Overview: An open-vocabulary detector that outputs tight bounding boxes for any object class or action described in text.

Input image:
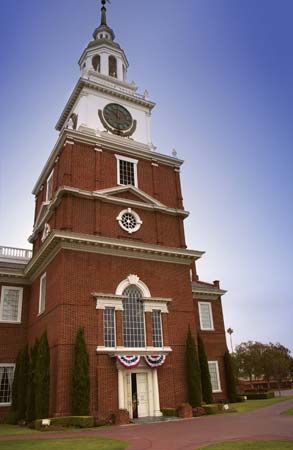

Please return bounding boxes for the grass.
[229,396,293,413]
[199,441,293,449]
[281,408,293,416]
[0,437,128,450]
[0,425,36,436]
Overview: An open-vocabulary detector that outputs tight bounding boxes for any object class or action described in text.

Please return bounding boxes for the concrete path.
[0,399,292,450]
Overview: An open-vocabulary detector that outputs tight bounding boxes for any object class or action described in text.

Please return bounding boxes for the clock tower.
[0,1,228,422]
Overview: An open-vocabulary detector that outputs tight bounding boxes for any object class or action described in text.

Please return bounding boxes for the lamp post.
[227,328,234,353]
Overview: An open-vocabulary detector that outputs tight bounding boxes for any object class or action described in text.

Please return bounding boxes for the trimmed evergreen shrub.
[197,335,213,404]
[224,349,237,403]
[202,404,221,415]
[11,346,29,421]
[71,328,90,415]
[245,391,275,400]
[161,408,177,417]
[35,332,50,419]
[186,327,202,407]
[27,339,39,422]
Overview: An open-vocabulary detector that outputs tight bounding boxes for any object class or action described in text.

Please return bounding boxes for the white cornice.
[192,288,227,298]
[30,185,189,242]
[25,230,204,281]
[55,78,156,132]
[32,129,183,196]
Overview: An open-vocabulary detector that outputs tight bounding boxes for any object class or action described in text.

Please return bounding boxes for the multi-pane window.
[0,365,15,405]
[39,273,46,315]
[104,307,116,348]
[116,155,138,187]
[46,170,54,202]
[123,285,145,348]
[0,287,23,323]
[198,302,214,330]
[208,361,221,392]
[152,310,163,347]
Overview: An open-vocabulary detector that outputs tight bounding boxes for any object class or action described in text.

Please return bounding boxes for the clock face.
[103,103,133,131]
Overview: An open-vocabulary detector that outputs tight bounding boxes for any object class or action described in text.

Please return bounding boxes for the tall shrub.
[35,332,50,419]
[11,346,29,421]
[186,327,202,407]
[197,335,213,404]
[26,339,39,422]
[71,328,90,415]
[224,349,237,403]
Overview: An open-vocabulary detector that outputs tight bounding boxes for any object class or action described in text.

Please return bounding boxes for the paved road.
[0,399,292,450]
[97,399,293,450]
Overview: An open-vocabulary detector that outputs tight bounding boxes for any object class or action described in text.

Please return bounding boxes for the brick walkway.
[0,399,292,450]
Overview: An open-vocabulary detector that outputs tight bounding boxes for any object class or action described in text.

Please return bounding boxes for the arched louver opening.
[122,285,145,348]
[92,55,101,72]
[109,55,117,78]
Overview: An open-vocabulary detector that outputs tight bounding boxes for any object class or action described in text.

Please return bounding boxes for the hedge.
[244,391,275,400]
[34,416,94,430]
[161,408,177,417]
[202,404,222,415]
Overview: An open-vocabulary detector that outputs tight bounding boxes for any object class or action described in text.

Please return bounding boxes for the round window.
[117,208,142,234]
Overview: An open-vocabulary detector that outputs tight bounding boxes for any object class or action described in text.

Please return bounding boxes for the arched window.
[123,285,145,348]
[109,56,117,78]
[92,55,100,72]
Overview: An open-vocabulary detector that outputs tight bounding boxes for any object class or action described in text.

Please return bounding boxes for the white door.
[137,373,149,417]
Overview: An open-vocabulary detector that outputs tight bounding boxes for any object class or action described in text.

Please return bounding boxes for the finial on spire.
[100,0,110,26]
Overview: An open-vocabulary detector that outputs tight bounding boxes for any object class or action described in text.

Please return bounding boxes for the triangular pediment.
[95,185,166,207]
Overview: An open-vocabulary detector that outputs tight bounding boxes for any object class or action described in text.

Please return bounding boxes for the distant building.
[0,2,228,420]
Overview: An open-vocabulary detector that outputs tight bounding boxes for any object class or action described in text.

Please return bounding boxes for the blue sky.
[0,0,292,351]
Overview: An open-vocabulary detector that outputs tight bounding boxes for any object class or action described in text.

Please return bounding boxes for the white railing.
[0,246,32,261]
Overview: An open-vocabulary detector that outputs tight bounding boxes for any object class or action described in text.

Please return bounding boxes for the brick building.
[0,2,228,420]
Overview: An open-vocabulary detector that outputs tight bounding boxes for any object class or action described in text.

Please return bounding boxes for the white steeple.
[79,0,128,82]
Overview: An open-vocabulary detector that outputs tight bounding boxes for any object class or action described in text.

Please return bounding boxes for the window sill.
[200,328,215,332]
[212,390,222,394]
[0,403,12,407]
[0,320,21,325]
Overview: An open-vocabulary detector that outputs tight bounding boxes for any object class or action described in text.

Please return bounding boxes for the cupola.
[79,0,129,82]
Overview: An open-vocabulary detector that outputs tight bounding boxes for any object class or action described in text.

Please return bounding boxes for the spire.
[93,0,115,41]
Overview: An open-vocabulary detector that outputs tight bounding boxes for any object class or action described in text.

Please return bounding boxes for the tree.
[26,339,39,422]
[71,328,90,415]
[35,332,50,419]
[262,343,291,392]
[224,350,237,402]
[197,335,213,404]
[11,346,29,421]
[234,341,265,381]
[186,327,202,407]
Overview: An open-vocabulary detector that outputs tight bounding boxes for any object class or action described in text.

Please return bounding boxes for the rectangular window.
[152,310,163,347]
[0,365,15,405]
[198,302,214,330]
[0,287,23,323]
[46,170,54,202]
[39,273,46,315]
[104,307,116,348]
[116,155,138,187]
[208,361,221,393]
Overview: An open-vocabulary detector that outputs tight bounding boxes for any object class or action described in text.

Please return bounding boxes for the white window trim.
[38,273,47,315]
[208,361,222,393]
[0,363,15,406]
[198,301,214,331]
[116,208,143,234]
[0,286,23,324]
[46,169,54,202]
[115,154,138,188]
[104,307,117,349]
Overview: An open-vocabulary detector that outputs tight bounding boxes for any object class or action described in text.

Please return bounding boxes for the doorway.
[130,372,149,418]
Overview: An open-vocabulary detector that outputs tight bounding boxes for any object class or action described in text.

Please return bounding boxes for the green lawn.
[229,396,293,413]
[281,408,293,416]
[199,441,293,449]
[0,437,127,450]
[0,425,36,436]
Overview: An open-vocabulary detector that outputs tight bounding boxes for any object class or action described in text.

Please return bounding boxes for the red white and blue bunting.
[117,355,141,368]
[144,355,166,368]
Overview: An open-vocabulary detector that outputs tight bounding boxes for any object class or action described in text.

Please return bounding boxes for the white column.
[152,369,162,417]
[147,371,154,416]
[100,53,108,76]
[117,59,123,81]
[118,369,125,409]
